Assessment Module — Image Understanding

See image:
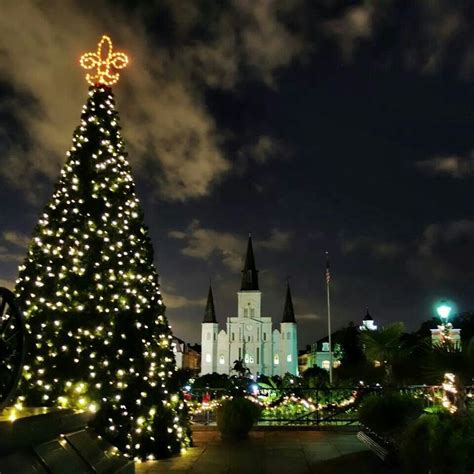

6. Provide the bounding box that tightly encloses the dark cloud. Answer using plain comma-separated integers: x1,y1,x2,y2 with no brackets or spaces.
410,220,474,281
342,237,404,259
2,0,474,348
239,135,287,164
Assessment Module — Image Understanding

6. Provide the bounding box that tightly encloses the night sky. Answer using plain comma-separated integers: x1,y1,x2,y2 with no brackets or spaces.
1,1,474,349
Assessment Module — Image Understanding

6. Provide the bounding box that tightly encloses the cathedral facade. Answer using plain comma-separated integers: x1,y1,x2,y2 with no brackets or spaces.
200,236,298,377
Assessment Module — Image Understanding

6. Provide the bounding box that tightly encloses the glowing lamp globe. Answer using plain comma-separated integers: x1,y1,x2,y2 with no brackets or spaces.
436,303,452,321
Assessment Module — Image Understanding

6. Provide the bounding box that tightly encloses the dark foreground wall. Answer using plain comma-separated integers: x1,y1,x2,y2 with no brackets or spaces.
0,408,134,473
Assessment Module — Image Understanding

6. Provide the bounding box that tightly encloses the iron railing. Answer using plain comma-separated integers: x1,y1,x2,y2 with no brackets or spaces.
187,385,474,427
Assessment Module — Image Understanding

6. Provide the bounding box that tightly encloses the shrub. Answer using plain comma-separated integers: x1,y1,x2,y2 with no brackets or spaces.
193,373,230,390
358,392,423,440
400,412,474,474
216,397,262,439
399,414,436,473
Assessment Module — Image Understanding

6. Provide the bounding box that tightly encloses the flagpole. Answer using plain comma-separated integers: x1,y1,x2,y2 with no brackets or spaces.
326,251,333,385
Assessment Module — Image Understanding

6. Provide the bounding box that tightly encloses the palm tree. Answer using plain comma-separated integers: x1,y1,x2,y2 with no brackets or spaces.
424,337,474,414
360,323,406,383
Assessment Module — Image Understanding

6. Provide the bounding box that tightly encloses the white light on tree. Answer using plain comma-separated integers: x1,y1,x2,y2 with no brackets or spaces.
14,35,190,461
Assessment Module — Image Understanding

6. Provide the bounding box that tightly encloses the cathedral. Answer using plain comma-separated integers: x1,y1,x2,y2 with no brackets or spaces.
200,236,299,377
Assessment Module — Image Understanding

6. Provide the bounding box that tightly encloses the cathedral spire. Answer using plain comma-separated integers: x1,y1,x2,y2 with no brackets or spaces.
240,234,259,291
203,285,217,323
282,283,296,323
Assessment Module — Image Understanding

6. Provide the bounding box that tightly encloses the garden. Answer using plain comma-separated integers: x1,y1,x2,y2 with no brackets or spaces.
178,319,474,472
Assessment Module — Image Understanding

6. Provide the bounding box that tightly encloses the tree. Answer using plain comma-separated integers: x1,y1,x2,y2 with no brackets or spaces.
302,366,329,389
14,81,189,460
360,323,407,383
416,337,474,414
193,373,230,390
340,322,365,368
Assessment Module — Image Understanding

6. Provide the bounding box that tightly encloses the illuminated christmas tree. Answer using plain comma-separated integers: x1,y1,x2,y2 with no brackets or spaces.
14,36,190,460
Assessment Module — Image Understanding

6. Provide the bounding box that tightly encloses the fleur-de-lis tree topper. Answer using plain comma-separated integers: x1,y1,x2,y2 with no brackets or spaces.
80,35,129,86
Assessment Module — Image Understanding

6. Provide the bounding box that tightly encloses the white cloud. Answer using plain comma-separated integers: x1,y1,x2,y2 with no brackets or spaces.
239,135,288,165
0,1,308,203
235,0,306,86
296,313,321,321
324,5,373,61
169,220,292,270
2,231,30,249
0,243,24,263
161,292,205,310
415,153,474,178
0,278,14,290
169,220,244,271
0,252,23,264
258,229,292,251
0,231,29,264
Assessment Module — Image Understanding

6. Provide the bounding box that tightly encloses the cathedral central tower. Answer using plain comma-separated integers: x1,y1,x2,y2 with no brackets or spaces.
200,235,298,377
238,235,262,319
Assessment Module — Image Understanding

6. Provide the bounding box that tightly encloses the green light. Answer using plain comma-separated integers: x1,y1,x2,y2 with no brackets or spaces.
436,303,452,320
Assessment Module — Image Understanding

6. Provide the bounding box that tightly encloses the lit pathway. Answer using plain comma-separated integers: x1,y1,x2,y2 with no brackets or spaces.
136,429,368,474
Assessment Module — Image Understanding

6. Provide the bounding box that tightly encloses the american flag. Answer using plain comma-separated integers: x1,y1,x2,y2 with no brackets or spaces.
325,252,331,284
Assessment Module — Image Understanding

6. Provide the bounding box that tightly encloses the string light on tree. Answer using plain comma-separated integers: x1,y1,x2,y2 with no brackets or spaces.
442,372,458,414
15,35,190,460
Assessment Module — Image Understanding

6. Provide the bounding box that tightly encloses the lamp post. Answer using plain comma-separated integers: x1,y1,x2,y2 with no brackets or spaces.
436,300,453,346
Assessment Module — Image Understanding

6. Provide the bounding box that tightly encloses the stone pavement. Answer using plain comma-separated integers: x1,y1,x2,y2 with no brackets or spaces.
136,429,368,474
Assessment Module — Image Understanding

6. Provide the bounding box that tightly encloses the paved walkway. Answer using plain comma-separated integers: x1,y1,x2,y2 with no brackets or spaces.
136,429,368,474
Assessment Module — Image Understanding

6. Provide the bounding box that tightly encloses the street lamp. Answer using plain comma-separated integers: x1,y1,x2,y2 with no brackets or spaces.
435,300,455,347
436,302,452,321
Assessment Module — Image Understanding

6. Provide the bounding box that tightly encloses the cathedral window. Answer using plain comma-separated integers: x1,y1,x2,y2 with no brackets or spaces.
219,355,225,365
274,354,279,365
244,308,249,317
250,308,255,317
205,353,211,363
231,332,235,341
287,354,292,362
214,333,216,341
257,347,260,364
263,332,266,341
287,332,290,340
239,347,242,359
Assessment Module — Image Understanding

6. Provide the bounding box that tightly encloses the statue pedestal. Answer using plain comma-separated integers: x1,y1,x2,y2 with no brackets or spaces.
0,407,134,473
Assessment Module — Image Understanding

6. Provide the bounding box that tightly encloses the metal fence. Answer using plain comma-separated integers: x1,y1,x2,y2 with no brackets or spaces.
189,387,361,427
187,385,474,427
